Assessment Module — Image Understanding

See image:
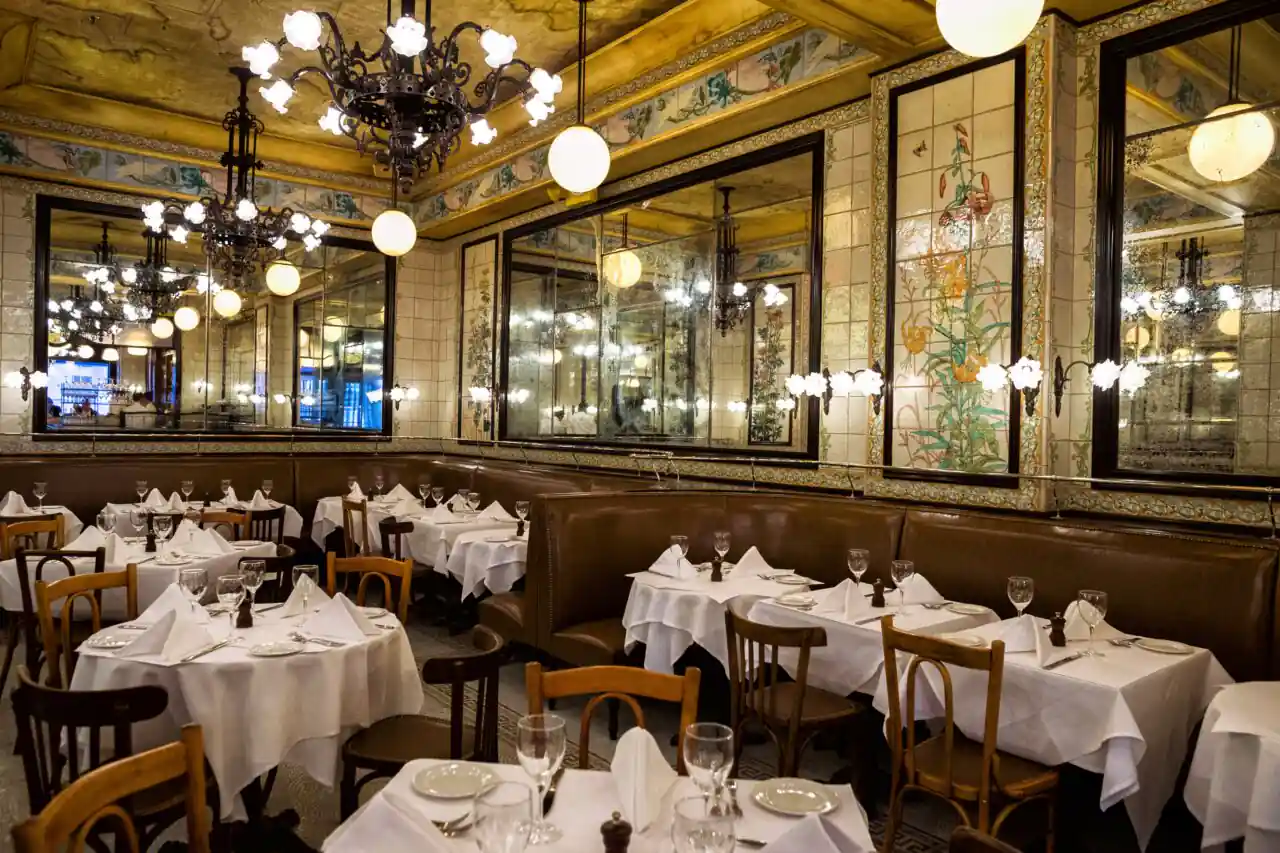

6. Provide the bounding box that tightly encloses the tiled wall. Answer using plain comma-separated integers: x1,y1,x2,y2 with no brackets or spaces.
394,242,459,440
1235,214,1280,471
459,239,499,441
0,189,33,436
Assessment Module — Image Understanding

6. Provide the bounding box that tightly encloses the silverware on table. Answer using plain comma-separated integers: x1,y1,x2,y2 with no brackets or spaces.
726,780,744,818
1108,636,1141,648
736,838,767,849
180,637,234,663
254,602,286,613
853,614,885,625
921,601,952,610
542,766,566,815
289,631,347,647
431,814,473,836
1044,652,1087,670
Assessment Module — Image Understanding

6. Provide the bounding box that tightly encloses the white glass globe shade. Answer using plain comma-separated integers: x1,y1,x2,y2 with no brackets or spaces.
603,249,642,288
1189,103,1276,183
548,125,611,194
150,317,174,339
101,347,119,362
213,288,242,318
173,306,200,331
936,0,1043,58
371,209,417,256
126,346,148,356
323,325,343,343
77,344,94,359
266,261,301,296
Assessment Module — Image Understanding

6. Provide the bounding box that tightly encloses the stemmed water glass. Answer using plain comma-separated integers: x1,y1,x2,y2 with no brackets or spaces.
1077,590,1108,657
431,486,445,507
32,482,47,512
671,796,736,853
516,714,566,845
455,488,471,511
180,480,194,506
292,565,319,611
95,509,116,535
1007,576,1034,617
467,492,482,513
473,782,534,853
418,482,430,507
847,548,869,590
135,480,148,505
216,576,244,631
240,560,265,609
261,479,273,500
220,479,232,503
670,535,689,571
713,531,730,566
684,722,734,804
373,473,385,497
128,507,146,539
515,501,530,523
891,559,915,604
178,567,207,614
152,514,174,553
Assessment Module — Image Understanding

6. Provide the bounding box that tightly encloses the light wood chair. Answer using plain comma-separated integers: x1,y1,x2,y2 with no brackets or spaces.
340,498,370,557
36,565,139,688
0,517,66,560
10,723,210,853
880,615,1059,852
325,553,413,622
199,509,246,541
950,827,1023,853
525,662,701,773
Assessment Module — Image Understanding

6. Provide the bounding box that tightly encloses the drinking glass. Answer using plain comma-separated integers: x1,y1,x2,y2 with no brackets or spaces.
261,479,273,499
152,513,173,549
135,480,148,504
347,475,359,494
431,486,445,507
713,531,730,564
684,722,734,802
180,480,194,506
240,560,265,607
178,567,207,613
515,501,530,521
890,559,915,591
1077,590,1108,657
95,509,116,535
515,713,566,844
220,479,232,502
456,489,471,511
418,482,430,506
473,782,534,853
292,565,319,611
32,482,47,512
847,548,869,589
374,473,385,496
671,796,735,853
216,576,244,631
1007,576,1034,617
670,535,689,570
128,507,146,538
467,492,482,512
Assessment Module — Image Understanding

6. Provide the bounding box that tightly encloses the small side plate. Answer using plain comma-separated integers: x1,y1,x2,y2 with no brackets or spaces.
752,778,839,817
946,603,988,616
774,575,814,586
412,763,499,800
775,593,817,610
1135,638,1194,655
249,641,304,658
233,540,264,548
938,633,986,648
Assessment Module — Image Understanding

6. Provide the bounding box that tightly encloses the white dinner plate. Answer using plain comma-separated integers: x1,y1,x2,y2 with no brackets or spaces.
359,607,388,619
233,540,264,548
411,763,498,800
775,593,816,610
1134,638,1193,655
752,778,839,817
86,634,130,650
154,556,192,567
938,633,986,648
484,534,516,543
774,575,814,586
249,641,304,657
946,603,988,616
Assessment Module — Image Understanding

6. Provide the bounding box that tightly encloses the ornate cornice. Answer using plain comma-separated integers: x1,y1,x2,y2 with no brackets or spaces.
1078,0,1228,46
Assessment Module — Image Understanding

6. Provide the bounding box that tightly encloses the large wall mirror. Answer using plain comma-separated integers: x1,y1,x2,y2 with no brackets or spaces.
1096,0,1280,483
34,195,394,435
500,134,822,456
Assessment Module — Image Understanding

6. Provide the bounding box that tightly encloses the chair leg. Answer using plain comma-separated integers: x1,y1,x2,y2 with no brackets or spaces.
882,784,905,853
0,617,19,695
261,767,278,804
339,761,358,820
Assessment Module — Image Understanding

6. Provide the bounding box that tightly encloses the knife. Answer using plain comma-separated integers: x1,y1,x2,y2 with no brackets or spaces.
542,766,566,815
180,637,234,663
254,602,286,613
1044,652,1086,671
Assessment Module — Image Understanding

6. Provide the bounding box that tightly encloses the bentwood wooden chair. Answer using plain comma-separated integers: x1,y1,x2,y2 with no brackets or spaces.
378,518,414,559
199,509,246,541
340,498,370,556
950,827,1023,853
880,615,1059,852
245,506,287,544
724,605,866,777
10,722,211,853
36,565,139,688
325,553,413,622
338,626,506,818
0,517,66,560
525,662,701,773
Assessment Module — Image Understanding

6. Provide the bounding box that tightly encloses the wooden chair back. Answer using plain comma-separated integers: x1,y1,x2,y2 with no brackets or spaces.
36,566,139,688
11,666,170,814
525,662,701,773
10,724,210,853
341,498,369,557
325,553,413,622
1,517,66,560
14,549,106,678
238,545,296,603
949,827,1022,853
880,615,1006,827
378,518,415,560
420,626,507,761
199,509,245,541
245,506,286,544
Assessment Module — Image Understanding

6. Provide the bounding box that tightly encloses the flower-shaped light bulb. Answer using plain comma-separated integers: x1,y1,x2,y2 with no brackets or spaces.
480,29,518,68
1008,356,1043,391
829,370,855,396
290,212,312,233
319,105,347,136
236,199,258,221
183,201,206,225
525,97,552,126
122,268,138,284
311,220,330,236
386,16,429,56
785,374,807,397
852,369,885,397
470,118,498,146
803,372,828,397
260,79,294,114
529,68,563,102
1117,360,1150,394
1090,359,1122,390
283,10,323,51
242,41,280,78
170,225,189,244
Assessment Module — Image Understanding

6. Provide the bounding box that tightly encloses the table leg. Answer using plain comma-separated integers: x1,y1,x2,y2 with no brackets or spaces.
227,774,303,852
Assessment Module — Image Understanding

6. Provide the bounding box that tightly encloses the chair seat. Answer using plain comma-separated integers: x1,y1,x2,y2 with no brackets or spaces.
912,734,1058,801
343,714,477,766
550,618,627,667
757,682,865,725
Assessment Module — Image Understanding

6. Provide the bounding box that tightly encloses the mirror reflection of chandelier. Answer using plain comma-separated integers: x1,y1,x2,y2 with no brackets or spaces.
713,187,750,336
120,228,192,323
47,222,128,353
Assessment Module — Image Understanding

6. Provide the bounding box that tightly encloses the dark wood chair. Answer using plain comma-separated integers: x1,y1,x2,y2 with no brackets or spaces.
0,518,66,560
881,615,1058,852
0,548,107,693
245,506,286,544
199,509,246,541
378,518,414,559
11,714,211,853
950,827,1023,853
724,604,866,777
325,553,413,622
339,626,506,818
525,662,700,773
340,498,369,557
36,565,139,688
238,544,296,604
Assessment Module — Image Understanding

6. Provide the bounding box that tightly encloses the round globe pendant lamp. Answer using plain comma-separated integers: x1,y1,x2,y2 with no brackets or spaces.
603,214,641,288
173,306,200,331
372,209,417,257
1188,27,1275,183
549,0,610,195
213,288,242,318
936,0,1043,58
150,317,174,339
266,260,301,296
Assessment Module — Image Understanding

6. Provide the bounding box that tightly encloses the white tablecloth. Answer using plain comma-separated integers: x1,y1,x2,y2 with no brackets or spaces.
407,516,519,568
1186,682,1280,852
71,607,423,820
311,496,400,550
322,758,875,853
103,501,303,540
1,505,83,541
0,541,276,617
312,497,519,568
747,587,998,695
873,617,1233,851
441,530,528,599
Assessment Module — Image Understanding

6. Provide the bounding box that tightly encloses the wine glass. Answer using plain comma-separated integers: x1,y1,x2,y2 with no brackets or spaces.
431,486,445,507
671,796,735,853
220,479,232,503
847,548,869,589
515,501,530,522
95,509,116,535
1007,576,1034,617
684,722,734,803
261,479,273,500
152,513,173,551
178,567,207,614
418,482,430,506
216,575,244,631
670,535,689,570
292,564,319,611
1077,590,1108,657
128,507,146,539
180,480,194,506
456,489,471,511
135,480,148,504
467,492,482,513
516,713,566,845
891,559,915,603
240,560,265,608
347,475,359,495
32,482,47,512
373,473,385,497
472,782,534,853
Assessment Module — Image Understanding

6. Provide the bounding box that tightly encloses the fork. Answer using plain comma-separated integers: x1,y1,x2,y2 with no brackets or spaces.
290,631,346,647
1108,636,1141,648
432,815,472,836
921,601,952,610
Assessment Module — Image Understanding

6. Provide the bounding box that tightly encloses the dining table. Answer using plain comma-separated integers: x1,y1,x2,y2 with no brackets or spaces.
0,497,84,541
101,498,304,539
439,528,528,599
321,757,876,853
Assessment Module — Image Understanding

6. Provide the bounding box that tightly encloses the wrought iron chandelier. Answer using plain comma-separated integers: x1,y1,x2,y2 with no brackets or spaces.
119,228,195,323
712,187,749,335
141,67,328,284
47,222,128,350
242,2,562,196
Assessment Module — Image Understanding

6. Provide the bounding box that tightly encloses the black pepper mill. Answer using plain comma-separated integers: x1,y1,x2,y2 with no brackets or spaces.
1049,611,1067,647
144,513,157,553
516,518,526,538
236,597,254,629
870,578,886,608
601,811,631,853
710,556,724,583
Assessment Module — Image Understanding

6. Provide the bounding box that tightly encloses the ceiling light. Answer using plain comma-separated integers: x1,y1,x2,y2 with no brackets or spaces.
76,345,94,359
127,346,149,356
323,325,343,343
173,306,200,331
213,289,242,318
1188,26,1275,183
936,0,1043,58
150,317,174,339
549,0,610,194
101,347,119,362
266,261,301,296
372,209,417,257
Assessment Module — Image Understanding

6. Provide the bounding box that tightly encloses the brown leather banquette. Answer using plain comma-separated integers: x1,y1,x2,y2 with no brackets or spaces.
489,489,1280,682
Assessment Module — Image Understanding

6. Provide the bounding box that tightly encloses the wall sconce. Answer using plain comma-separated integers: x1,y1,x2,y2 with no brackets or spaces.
2,367,48,402
469,386,493,403
1052,356,1149,416
373,384,420,410
973,356,1045,416
273,392,317,407
785,362,885,416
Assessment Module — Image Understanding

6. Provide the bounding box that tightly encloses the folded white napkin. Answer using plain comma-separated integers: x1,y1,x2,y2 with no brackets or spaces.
478,502,515,522
761,813,868,853
1033,620,1073,668
301,592,378,641
426,504,454,522
366,790,452,853
611,728,677,831
135,582,210,625
1063,600,1123,642
996,614,1038,653
389,498,425,518
117,610,216,664
384,483,414,502
648,545,696,580
143,488,167,509
103,533,133,566
64,526,105,552
247,490,276,510
347,483,364,501
280,573,331,617
896,574,944,605
735,546,772,575
820,579,868,620
446,493,468,509
185,528,237,555
0,491,29,515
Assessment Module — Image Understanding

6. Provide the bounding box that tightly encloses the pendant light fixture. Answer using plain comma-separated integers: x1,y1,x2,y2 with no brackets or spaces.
549,0,610,195
603,213,641,288
936,0,1043,58
1189,25,1275,183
